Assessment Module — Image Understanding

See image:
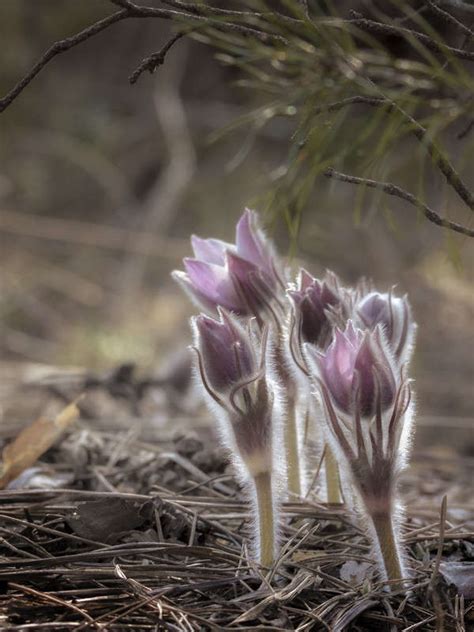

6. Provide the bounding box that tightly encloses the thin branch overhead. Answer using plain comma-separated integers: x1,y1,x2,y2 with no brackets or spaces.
323,168,474,238
343,15,474,60
312,95,474,216
129,32,186,84
0,9,129,113
0,0,473,238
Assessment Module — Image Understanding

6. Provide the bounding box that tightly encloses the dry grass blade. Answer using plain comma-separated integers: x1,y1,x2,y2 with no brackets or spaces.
429,495,448,589
330,597,378,632
8,583,95,625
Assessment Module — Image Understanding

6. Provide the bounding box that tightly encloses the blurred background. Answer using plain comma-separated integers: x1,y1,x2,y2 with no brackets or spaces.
0,0,473,430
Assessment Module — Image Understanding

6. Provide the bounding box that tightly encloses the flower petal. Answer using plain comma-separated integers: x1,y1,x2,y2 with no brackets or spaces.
291,269,344,349
358,293,388,330
171,270,219,315
357,291,415,365
195,314,240,391
298,268,315,291
354,333,396,416
226,250,260,283
226,251,273,315
191,235,231,266
235,209,267,268
184,258,240,312
318,324,360,413
193,310,258,402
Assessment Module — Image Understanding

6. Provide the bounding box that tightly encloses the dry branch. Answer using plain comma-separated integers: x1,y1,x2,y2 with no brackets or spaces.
313,95,474,215
323,168,474,237
0,9,129,113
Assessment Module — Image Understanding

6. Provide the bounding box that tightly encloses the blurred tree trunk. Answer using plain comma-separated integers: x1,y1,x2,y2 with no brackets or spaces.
111,42,196,319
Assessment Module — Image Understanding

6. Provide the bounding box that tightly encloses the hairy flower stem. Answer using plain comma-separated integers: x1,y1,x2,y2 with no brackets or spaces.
284,402,301,496
325,446,342,504
369,507,404,585
253,470,275,567
275,341,302,496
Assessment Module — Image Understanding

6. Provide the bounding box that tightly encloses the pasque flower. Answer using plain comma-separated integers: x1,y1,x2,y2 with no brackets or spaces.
173,209,285,324
277,267,344,497
288,269,348,369
174,209,305,497
356,291,415,365
193,309,273,465
305,321,415,586
287,269,349,502
317,322,397,418
192,308,282,566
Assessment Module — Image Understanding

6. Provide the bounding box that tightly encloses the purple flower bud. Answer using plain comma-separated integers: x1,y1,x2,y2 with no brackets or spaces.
192,309,275,464
194,310,255,395
192,309,282,566
289,269,345,352
225,250,276,316
173,209,285,320
235,209,278,281
307,322,397,418
356,291,415,364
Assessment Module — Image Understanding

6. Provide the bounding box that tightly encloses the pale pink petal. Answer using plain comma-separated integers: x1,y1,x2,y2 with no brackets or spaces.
191,235,231,266
171,270,219,315
184,258,240,311
298,268,315,291
235,209,270,272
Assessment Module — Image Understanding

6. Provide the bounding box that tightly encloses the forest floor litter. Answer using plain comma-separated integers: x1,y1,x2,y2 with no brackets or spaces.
0,363,472,631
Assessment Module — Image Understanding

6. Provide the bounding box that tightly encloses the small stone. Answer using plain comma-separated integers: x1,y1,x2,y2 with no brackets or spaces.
174,434,204,458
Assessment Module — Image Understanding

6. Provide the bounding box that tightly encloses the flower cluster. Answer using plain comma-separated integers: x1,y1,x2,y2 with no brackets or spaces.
174,209,417,585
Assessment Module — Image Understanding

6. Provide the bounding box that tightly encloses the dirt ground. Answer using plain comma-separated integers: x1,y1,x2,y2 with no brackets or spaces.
0,361,472,631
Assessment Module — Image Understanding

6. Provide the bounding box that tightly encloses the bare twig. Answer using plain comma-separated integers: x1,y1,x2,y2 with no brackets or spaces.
429,495,448,589
297,0,309,17
0,9,129,113
110,1,286,42
129,32,186,84
438,0,474,14
109,0,135,7
428,1,474,38
323,168,474,237
313,95,387,115
0,2,285,114
457,118,474,139
381,101,474,212
312,95,474,213
343,16,474,61
160,0,301,24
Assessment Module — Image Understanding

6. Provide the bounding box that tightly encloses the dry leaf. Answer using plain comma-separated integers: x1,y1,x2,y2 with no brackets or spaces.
7,466,75,490
291,549,323,562
67,498,150,543
330,598,377,632
0,399,80,489
439,562,474,599
340,560,372,586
